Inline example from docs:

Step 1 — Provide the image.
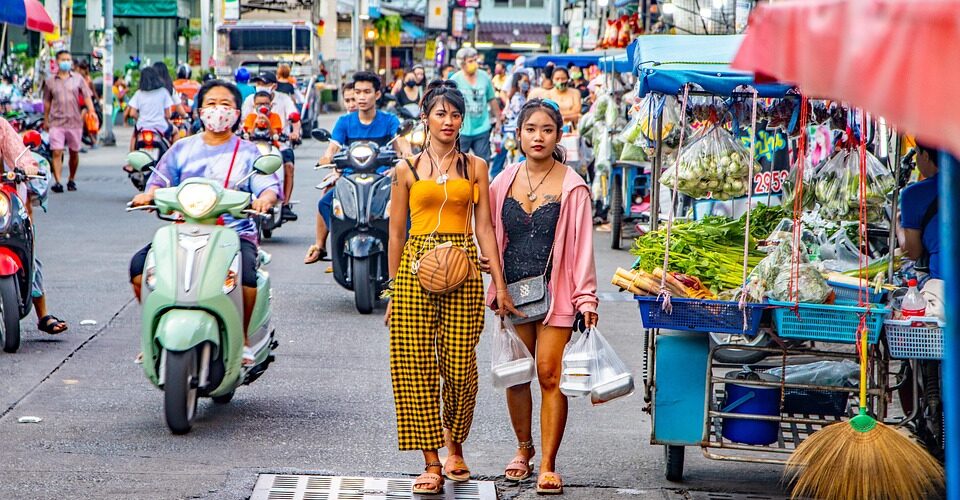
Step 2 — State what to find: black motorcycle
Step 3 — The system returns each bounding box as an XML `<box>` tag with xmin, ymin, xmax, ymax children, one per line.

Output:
<box><xmin>125</xmin><ymin>129</ymin><xmax>171</xmax><ymax>191</ymax></box>
<box><xmin>244</xmin><ymin>129</ymin><xmax>288</xmax><ymax>239</ymax></box>
<box><xmin>311</xmin><ymin>122</ymin><xmax>411</xmax><ymax>314</ymax></box>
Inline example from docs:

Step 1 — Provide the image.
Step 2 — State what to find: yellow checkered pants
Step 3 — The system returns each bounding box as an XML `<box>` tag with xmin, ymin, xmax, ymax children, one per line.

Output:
<box><xmin>390</xmin><ymin>233</ymin><xmax>485</xmax><ymax>451</ymax></box>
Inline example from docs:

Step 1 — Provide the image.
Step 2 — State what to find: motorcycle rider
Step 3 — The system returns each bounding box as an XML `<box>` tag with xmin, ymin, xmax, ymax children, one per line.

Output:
<box><xmin>0</xmin><ymin>117</ymin><xmax>67</xmax><ymax>334</ymax></box>
<box><xmin>173</xmin><ymin>64</ymin><xmax>201</xmax><ymax>103</ymax></box>
<box><xmin>242</xmin><ymin>91</ymin><xmax>284</xmax><ymax>137</ymax></box>
<box><xmin>130</xmin><ymin>80</ymin><xmax>280</xmax><ymax>365</ymax></box>
<box><xmin>126</xmin><ymin>66</ymin><xmax>174</xmax><ymax>151</ymax></box>
<box><xmin>234</xmin><ymin>67</ymin><xmax>256</xmax><ymax>103</ymax></box>
<box><xmin>304</xmin><ymin>71</ymin><xmax>411</xmax><ymax>264</ymax></box>
<box><xmin>241</xmin><ymin>72</ymin><xmax>301</xmax><ymax>222</ymax></box>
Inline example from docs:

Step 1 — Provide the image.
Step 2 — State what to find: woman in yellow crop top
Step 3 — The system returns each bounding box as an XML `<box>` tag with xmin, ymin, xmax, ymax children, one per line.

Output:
<box><xmin>385</xmin><ymin>80</ymin><xmax>519</xmax><ymax>495</ymax></box>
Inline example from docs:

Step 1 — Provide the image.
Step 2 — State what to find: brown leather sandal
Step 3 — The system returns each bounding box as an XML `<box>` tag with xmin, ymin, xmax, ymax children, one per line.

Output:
<box><xmin>443</xmin><ymin>454</ymin><xmax>471</xmax><ymax>482</ymax></box>
<box><xmin>413</xmin><ymin>461</ymin><xmax>444</xmax><ymax>495</ymax></box>
<box><xmin>536</xmin><ymin>472</ymin><xmax>563</xmax><ymax>495</ymax></box>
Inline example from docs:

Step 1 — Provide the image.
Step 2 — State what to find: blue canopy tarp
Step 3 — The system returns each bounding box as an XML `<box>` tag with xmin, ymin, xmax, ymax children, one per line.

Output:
<box><xmin>598</xmin><ymin>39</ymin><xmax>637</xmax><ymax>73</ymax></box>
<box><xmin>635</xmin><ymin>35</ymin><xmax>793</xmax><ymax>98</ymax></box>
<box><xmin>526</xmin><ymin>50</ymin><xmax>617</xmax><ymax>69</ymax></box>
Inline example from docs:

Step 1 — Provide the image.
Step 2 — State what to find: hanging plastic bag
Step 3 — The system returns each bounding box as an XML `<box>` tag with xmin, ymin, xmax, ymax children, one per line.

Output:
<box><xmin>619</xmin><ymin>142</ymin><xmax>647</xmax><ymax>162</ymax></box>
<box><xmin>781</xmin><ymin>161</ymin><xmax>819</xmax><ymax>211</ymax></box>
<box><xmin>635</xmin><ymin>94</ymin><xmax>682</xmax><ymax>148</ymax></box>
<box><xmin>578</xmin><ymin>111</ymin><xmax>597</xmax><ymax>138</ymax></box>
<box><xmin>593</xmin><ymin>126</ymin><xmax>612</xmax><ymax>175</ymax></box>
<box><xmin>490</xmin><ymin>319</ymin><xmax>536</xmax><ymax>389</ymax></box>
<box><xmin>589</xmin><ymin>327</ymin><xmax>635</xmax><ymax>405</ymax></box>
<box><xmin>660</xmin><ymin>121</ymin><xmax>757</xmax><ymax>200</ymax></box>
<box><xmin>560</xmin><ymin>329</ymin><xmax>595</xmax><ymax>397</ymax></box>
<box><xmin>814</xmin><ymin>148</ymin><xmax>895</xmax><ymax>220</ymax></box>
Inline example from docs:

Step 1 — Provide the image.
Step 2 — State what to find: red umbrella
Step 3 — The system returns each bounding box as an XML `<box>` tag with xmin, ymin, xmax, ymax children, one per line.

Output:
<box><xmin>0</xmin><ymin>0</ymin><xmax>57</xmax><ymax>34</ymax></box>
<box><xmin>731</xmin><ymin>0</ymin><xmax>960</xmax><ymax>157</ymax></box>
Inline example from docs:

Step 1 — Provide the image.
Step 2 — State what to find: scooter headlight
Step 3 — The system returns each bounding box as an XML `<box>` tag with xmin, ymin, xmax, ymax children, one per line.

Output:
<box><xmin>0</xmin><ymin>192</ymin><xmax>9</xmax><ymax>217</ymax></box>
<box><xmin>223</xmin><ymin>253</ymin><xmax>240</xmax><ymax>294</ymax></box>
<box><xmin>144</xmin><ymin>250</ymin><xmax>157</xmax><ymax>290</ymax></box>
<box><xmin>350</xmin><ymin>144</ymin><xmax>374</xmax><ymax>164</ymax></box>
<box><xmin>177</xmin><ymin>183</ymin><xmax>219</xmax><ymax>219</ymax></box>
<box><xmin>409</xmin><ymin>128</ymin><xmax>426</xmax><ymax>147</ymax></box>
<box><xmin>332</xmin><ymin>198</ymin><xmax>344</xmax><ymax>219</ymax></box>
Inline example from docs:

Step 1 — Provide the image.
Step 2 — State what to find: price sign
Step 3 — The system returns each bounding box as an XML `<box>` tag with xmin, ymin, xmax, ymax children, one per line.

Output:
<box><xmin>738</xmin><ymin>124</ymin><xmax>790</xmax><ymax>195</ymax></box>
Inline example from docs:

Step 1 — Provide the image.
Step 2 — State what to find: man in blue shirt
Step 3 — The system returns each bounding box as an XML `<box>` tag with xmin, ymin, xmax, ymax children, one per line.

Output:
<box><xmin>305</xmin><ymin>71</ymin><xmax>410</xmax><ymax>264</ymax></box>
<box><xmin>900</xmin><ymin>142</ymin><xmax>941</xmax><ymax>279</ymax></box>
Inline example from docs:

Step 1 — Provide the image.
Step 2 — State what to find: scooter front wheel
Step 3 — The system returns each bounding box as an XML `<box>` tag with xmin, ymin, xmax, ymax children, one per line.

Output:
<box><xmin>0</xmin><ymin>275</ymin><xmax>21</xmax><ymax>353</ymax></box>
<box><xmin>163</xmin><ymin>348</ymin><xmax>199</xmax><ymax>434</ymax></box>
<box><xmin>353</xmin><ymin>258</ymin><xmax>376</xmax><ymax>315</ymax></box>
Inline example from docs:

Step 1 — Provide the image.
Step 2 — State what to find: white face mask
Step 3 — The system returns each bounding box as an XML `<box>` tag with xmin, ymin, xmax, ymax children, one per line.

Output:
<box><xmin>255</xmin><ymin>86</ymin><xmax>273</xmax><ymax>95</ymax></box>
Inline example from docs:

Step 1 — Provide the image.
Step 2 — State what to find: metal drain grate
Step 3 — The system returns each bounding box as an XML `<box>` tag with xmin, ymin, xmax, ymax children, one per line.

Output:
<box><xmin>683</xmin><ymin>492</ymin><xmax>785</xmax><ymax>500</ymax></box>
<box><xmin>250</xmin><ymin>474</ymin><xmax>497</xmax><ymax>500</ymax></box>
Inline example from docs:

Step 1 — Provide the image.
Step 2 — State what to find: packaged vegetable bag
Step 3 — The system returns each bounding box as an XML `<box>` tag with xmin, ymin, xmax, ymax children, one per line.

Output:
<box><xmin>660</xmin><ymin>122</ymin><xmax>758</xmax><ymax>200</ymax></box>
<box><xmin>814</xmin><ymin>148</ymin><xmax>895</xmax><ymax>220</ymax></box>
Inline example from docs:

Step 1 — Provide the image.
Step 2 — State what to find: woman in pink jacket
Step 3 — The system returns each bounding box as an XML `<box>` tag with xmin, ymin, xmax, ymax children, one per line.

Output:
<box><xmin>485</xmin><ymin>98</ymin><xmax>598</xmax><ymax>495</ymax></box>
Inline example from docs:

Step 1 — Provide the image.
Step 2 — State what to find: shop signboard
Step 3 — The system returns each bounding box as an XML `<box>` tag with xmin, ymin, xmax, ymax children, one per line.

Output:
<box><xmin>464</xmin><ymin>8</ymin><xmax>475</xmax><ymax>31</ymax></box>
<box><xmin>426</xmin><ymin>0</ymin><xmax>449</xmax><ymax>30</ymax></box>
<box><xmin>457</xmin><ymin>0</ymin><xmax>480</xmax><ymax>7</ymax></box>
<box><xmin>451</xmin><ymin>8</ymin><xmax>465</xmax><ymax>38</ymax></box>
<box><xmin>224</xmin><ymin>0</ymin><xmax>239</xmax><ymax>21</ymax></box>
<box><xmin>425</xmin><ymin>39</ymin><xmax>437</xmax><ymax>61</ymax></box>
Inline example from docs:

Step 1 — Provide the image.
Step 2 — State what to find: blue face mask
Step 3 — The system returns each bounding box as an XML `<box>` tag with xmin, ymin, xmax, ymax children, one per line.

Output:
<box><xmin>519</xmin><ymin>82</ymin><xmax>530</xmax><ymax>92</ymax></box>
<box><xmin>59</xmin><ymin>61</ymin><xmax>73</xmax><ymax>72</ymax></box>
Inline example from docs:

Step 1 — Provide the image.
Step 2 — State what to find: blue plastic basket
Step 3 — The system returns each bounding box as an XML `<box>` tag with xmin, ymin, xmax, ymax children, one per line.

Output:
<box><xmin>884</xmin><ymin>318</ymin><xmax>943</xmax><ymax>360</ymax></box>
<box><xmin>770</xmin><ymin>300</ymin><xmax>888</xmax><ymax>344</ymax></box>
<box><xmin>827</xmin><ymin>280</ymin><xmax>888</xmax><ymax>304</ymax></box>
<box><xmin>636</xmin><ymin>296</ymin><xmax>766</xmax><ymax>335</ymax></box>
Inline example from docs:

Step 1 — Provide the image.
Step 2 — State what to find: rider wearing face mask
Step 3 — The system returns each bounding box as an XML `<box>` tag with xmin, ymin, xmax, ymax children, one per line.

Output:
<box><xmin>393</xmin><ymin>71</ymin><xmax>422</xmax><ymax>107</ymax></box>
<box><xmin>130</xmin><ymin>80</ymin><xmax>280</xmax><ymax>366</ymax></box>
<box><xmin>241</xmin><ymin>72</ymin><xmax>302</xmax><ymax>222</ymax></box>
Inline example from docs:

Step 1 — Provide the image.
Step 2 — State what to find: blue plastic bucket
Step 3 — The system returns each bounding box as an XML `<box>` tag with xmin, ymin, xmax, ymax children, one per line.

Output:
<box><xmin>721</xmin><ymin>374</ymin><xmax>780</xmax><ymax>446</ymax></box>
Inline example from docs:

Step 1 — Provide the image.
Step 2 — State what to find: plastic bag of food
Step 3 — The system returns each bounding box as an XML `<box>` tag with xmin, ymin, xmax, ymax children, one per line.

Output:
<box><xmin>771</xmin><ymin>263</ymin><xmax>831</xmax><ymax>303</ymax></box>
<box><xmin>588</xmin><ymin>327</ymin><xmax>634</xmax><ymax>405</ymax></box>
<box><xmin>616</xmin><ymin>110</ymin><xmax>645</xmax><ymax>146</ymax></box>
<box><xmin>490</xmin><ymin>319</ymin><xmax>536</xmax><ymax>389</ymax></box>
<box><xmin>594</xmin><ymin>127</ymin><xmax>612</xmax><ymax>174</ymax></box>
<box><xmin>619</xmin><ymin>142</ymin><xmax>647</xmax><ymax>162</ymax></box>
<box><xmin>578</xmin><ymin>111</ymin><xmax>597</xmax><ymax>138</ymax></box>
<box><xmin>659</xmin><ymin>122</ymin><xmax>757</xmax><ymax>200</ymax></box>
<box><xmin>605</xmin><ymin>96</ymin><xmax>619</xmax><ymax>127</ymax></box>
<box><xmin>638</xmin><ymin>94</ymin><xmax>682</xmax><ymax>148</ymax></box>
<box><xmin>560</xmin><ymin>329</ymin><xmax>595</xmax><ymax>397</ymax></box>
<box><xmin>745</xmin><ymin>237</ymin><xmax>810</xmax><ymax>301</ymax></box>
<box><xmin>814</xmin><ymin>148</ymin><xmax>895</xmax><ymax>220</ymax></box>
<box><xmin>781</xmin><ymin>162</ymin><xmax>819</xmax><ymax>210</ymax></box>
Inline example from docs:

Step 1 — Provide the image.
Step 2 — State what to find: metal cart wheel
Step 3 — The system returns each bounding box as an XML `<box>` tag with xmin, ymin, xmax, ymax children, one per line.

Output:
<box><xmin>611</xmin><ymin>175</ymin><xmax>623</xmax><ymax>249</ymax></box>
<box><xmin>664</xmin><ymin>445</ymin><xmax>684</xmax><ymax>481</ymax></box>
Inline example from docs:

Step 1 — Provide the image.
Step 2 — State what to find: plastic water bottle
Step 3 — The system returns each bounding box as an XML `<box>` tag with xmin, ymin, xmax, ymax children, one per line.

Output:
<box><xmin>901</xmin><ymin>278</ymin><xmax>927</xmax><ymax>318</ymax></box>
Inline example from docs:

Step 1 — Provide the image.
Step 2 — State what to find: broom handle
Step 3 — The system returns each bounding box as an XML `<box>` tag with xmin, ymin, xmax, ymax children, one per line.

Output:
<box><xmin>859</xmin><ymin>326</ymin><xmax>868</xmax><ymax>413</ymax></box>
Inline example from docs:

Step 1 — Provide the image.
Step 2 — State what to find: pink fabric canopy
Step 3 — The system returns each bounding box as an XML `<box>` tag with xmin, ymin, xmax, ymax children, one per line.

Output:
<box><xmin>732</xmin><ymin>0</ymin><xmax>960</xmax><ymax>157</ymax></box>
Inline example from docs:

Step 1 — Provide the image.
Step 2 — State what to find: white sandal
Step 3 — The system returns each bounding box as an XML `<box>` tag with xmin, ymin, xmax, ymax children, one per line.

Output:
<box><xmin>242</xmin><ymin>346</ymin><xmax>256</xmax><ymax>366</ymax></box>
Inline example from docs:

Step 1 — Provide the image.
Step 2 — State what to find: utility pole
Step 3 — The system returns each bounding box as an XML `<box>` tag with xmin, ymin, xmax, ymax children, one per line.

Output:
<box><xmin>354</xmin><ymin>0</ymin><xmax>364</xmax><ymax>71</ymax></box>
<box><xmin>201</xmin><ymin>0</ymin><xmax>211</xmax><ymax>71</ymax></box>
<box><xmin>100</xmin><ymin>0</ymin><xmax>116</xmax><ymax>146</ymax></box>
<box><xmin>551</xmin><ymin>0</ymin><xmax>562</xmax><ymax>54</ymax></box>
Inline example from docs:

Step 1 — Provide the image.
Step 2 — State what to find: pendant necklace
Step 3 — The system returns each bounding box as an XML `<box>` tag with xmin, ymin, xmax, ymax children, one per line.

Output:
<box><xmin>524</xmin><ymin>160</ymin><xmax>558</xmax><ymax>201</ymax></box>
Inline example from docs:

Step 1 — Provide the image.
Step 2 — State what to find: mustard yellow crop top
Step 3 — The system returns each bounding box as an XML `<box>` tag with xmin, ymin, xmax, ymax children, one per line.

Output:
<box><xmin>408</xmin><ymin>178</ymin><xmax>479</xmax><ymax>235</ymax></box>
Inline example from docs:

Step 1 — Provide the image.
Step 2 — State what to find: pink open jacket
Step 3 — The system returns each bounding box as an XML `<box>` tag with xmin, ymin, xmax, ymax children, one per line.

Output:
<box><xmin>485</xmin><ymin>162</ymin><xmax>598</xmax><ymax>327</ymax></box>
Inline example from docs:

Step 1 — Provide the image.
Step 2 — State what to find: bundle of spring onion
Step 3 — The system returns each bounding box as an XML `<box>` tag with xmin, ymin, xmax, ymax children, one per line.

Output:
<box><xmin>631</xmin><ymin>209</ymin><xmax>779</xmax><ymax>293</ymax></box>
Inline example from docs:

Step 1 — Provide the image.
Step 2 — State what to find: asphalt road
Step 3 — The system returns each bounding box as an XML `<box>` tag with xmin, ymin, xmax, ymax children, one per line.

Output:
<box><xmin>0</xmin><ymin>116</ymin><xmax>787</xmax><ymax>500</ymax></box>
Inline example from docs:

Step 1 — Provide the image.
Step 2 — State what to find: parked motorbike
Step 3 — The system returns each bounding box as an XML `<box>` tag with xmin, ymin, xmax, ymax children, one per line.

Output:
<box><xmin>311</xmin><ymin>121</ymin><xmax>412</xmax><ymax>314</ymax></box>
<box><xmin>243</xmin><ymin>128</ymin><xmax>287</xmax><ymax>240</ymax></box>
<box><xmin>125</xmin><ymin>153</ymin><xmax>282</xmax><ymax>434</ymax></box>
<box><xmin>0</xmin><ymin>132</ymin><xmax>49</xmax><ymax>353</ymax></box>
<box><xmin>125</xmin><ymin>129</ymin><xmax>171</xmax><ymax>191</ymax></box>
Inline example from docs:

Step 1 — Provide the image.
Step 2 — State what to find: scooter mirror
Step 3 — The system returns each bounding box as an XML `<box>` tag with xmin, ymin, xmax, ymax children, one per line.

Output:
<box><xmin>127</xmin><ymin>150</ymin><xmax>155</xmax><ymax>172</ymax></box>
<box><xmin>253</xmin><ymin>154</ymin><xmax>283</xmax><ymax>175</ymax></box>
<box><xmin>311</xmin><ymin>128</ymin><xmax>332</xmax><ymax>142</ymax></box>
<box><xmin>397</xmin><ymin>119</ymin><xmax>415</xmax><ymax>137</ymax></box>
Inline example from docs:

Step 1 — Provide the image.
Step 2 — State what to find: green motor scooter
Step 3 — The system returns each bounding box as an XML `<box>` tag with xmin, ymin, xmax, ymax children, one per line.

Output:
<box><xmin>127</xmin><ymin>152</ymin><xmax>282</xmax><ymax>434</ymax></box>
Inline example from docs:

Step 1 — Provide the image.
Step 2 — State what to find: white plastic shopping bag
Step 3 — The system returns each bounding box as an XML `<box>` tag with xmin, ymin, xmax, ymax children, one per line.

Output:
<box><xmin>588</xmin><ymin>327</ymin><xmax>635</xmax><ymax>405</ymax></box>
<box><xmin>490</xmin><ymin>319</ymin><xmax>536</xmax><ymax>389</ymax></box>
<box><xmin>560</xmin><ymin>328</ymin><xmax>595</xmax><ymax>397</ymax></box>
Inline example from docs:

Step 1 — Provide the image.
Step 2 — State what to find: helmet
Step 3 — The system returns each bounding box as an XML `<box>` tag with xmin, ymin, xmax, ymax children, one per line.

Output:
<box><xmin>176</xmin><ymin>64</ymin><xmax>191</xmax><ymax>80</ymax></box>
<box><xmin>235</xmin><ymin>67</ymin><xmax>251</xmax><ymax>83</ymax></box>
<box><xmin>202</xmin><ymin>72</ymin><xmax>216</xmax><ymax>83</ymax></box>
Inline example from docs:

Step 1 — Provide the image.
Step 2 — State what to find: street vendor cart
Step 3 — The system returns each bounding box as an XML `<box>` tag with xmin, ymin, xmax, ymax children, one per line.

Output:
<box><xmin>626</xmin><ymin>35</ymin><xmax>906</xmax><ymax>481</ymax></box>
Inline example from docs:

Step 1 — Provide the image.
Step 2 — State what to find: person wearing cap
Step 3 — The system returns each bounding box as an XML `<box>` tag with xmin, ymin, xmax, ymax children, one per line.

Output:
<box><xmin>449</xmin><ymin>47</ymin><xmax>501</xmax><ymax>166</ymax></box>
<box><xmin>242</xmin><ymin>71</ymin><xmax>302</xmax><ymax>222</ymax></box>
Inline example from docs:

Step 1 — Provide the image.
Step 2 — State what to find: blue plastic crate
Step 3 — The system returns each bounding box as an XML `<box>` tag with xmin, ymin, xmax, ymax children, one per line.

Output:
<box><xmin>636</xmin><ymin>296</ymin><xmax>766</xmax><ymax>335</ymax></box>
<box><xmin>828</xmin><ymin>280</ymin><xmax>888</xmax><ymax>304</ymax></box>
<box><xmin>770</xmin><ymin>300</ymin><xmax>888</xmax><ymax>344</ymax></box>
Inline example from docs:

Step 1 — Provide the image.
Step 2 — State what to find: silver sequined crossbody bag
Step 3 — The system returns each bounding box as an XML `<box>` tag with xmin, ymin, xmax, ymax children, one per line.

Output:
<box><xmin>506</xmin><ymin>212</ymin><xmax>559</xmax><ymax>325</ymax></box>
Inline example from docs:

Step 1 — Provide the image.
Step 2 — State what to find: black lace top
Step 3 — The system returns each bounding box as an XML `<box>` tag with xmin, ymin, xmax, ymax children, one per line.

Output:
<box><xmin>502</xmin><ymin>197</ymin><xmax>561</xmax><ymax>284</ymax></box>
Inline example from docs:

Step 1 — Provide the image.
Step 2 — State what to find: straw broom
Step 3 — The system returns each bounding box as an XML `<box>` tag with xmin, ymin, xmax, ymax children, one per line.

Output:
<box><xmin>784</xmin><ymin>326</ymin><xmax>944</xmax><ymax>499</ymax></box>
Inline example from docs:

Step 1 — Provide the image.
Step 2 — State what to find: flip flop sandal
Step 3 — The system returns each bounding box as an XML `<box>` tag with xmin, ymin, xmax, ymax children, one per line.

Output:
<box><xmin>38</xmin><ymin>315</ymin><xmax>68</xmax><ymax>335</ymax></box>
<box><xmin>413</xmin><ymin>462</ymin><xmax>444</xmax><ymax>495</ymax></box>
<box><xmin>443</xmin><ymin>455</ymin><xmax>471</xmax><ymax>482</ymax></box>
<box><xmin>504</xmin><ymin>455</ymin><xmax>534</xmax><ymax>482</ymax></box>
<box><xmin>304</xmin><ymin>245</ymin><xmax>326</xmax><ymax>264</ymax></box>
<box><xmin>536</xmin><ymin>472</ymin><xmax>563</xmax><ymax>495</ymax></box>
